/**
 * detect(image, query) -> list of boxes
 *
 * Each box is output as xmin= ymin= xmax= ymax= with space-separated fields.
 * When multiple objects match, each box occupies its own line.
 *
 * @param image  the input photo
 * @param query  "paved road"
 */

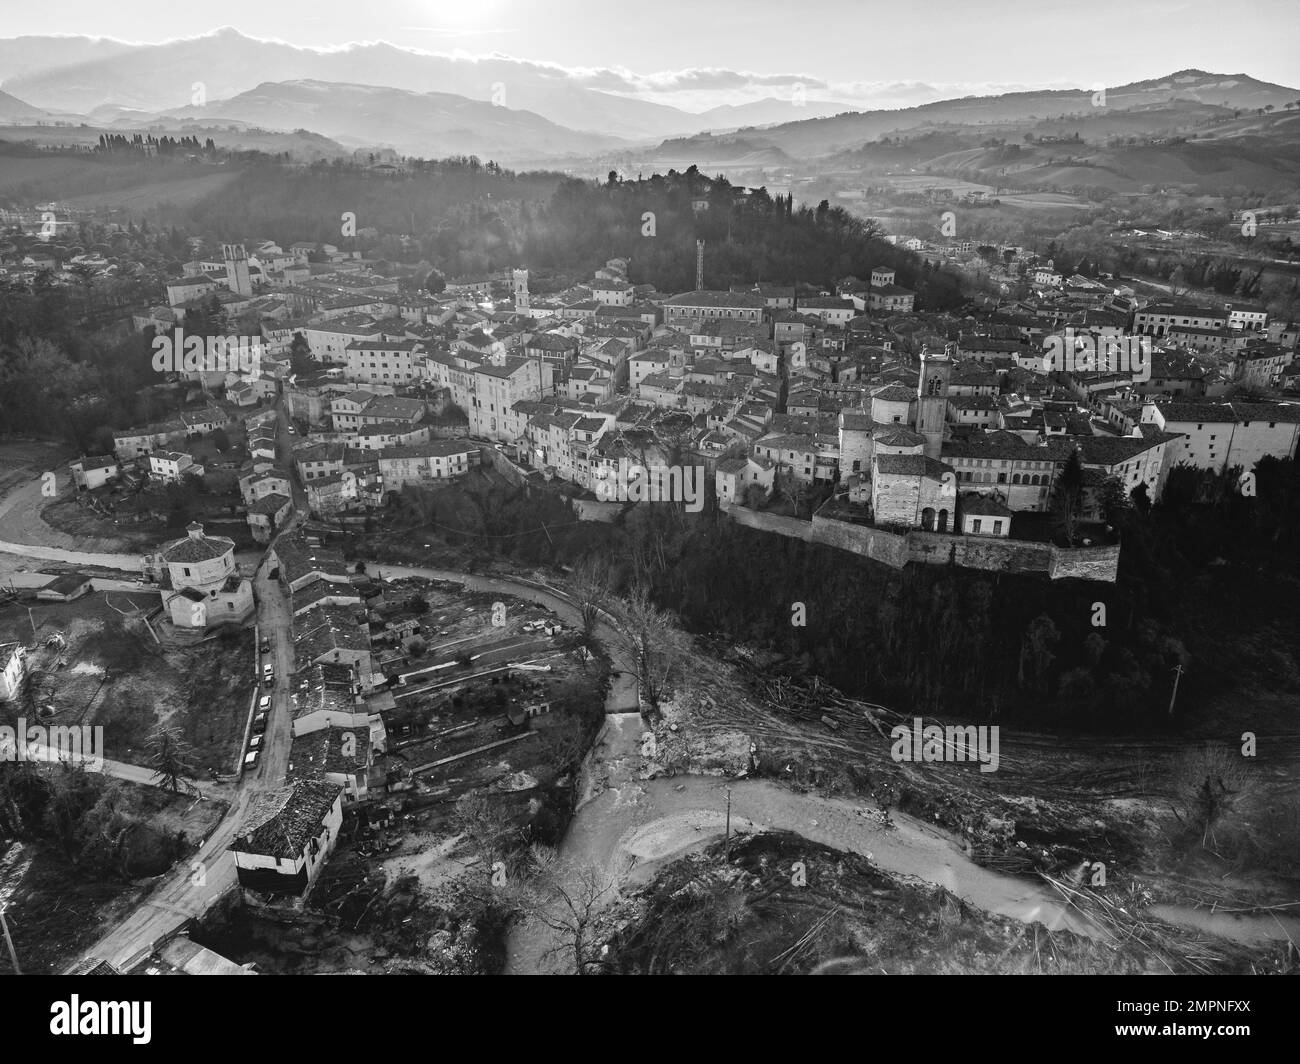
xmin=250 ymin=552 xmax=298 ymax=786
xmin=274 ymin=396 xmax=309 ymax=512
xmin=72 ymin=791 xmax=249 ymax=972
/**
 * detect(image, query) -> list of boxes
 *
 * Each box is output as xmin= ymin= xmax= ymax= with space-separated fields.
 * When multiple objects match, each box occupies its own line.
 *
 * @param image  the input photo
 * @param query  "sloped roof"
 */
xmin=233 ymin=780 xmax=343 ymax=859
xmin=875 ymin=454 xmax=953 ymax=479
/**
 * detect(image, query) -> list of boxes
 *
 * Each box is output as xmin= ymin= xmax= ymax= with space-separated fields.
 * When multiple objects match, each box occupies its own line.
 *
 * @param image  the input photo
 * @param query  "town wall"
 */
xmin=722 ymin=502 xmax=1117 ymax=581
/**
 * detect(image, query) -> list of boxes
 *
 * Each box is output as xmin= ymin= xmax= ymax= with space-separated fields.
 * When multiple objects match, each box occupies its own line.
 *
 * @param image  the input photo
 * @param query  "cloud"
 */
xmin=8 ymin=28 xmax=1110 ymax=113
xmin=399 ymin=26 xmax=522 ymax=38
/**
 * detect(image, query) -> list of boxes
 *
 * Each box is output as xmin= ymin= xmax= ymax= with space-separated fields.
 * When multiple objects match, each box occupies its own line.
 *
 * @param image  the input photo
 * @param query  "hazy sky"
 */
xmin=5 ymin=0 xmax=1298 ymax=97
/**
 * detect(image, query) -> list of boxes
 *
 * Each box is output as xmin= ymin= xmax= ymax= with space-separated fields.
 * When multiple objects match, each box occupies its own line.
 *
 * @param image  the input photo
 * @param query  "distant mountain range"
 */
xmin=1 ymin=30 xmax=1296 ymax=172
xmin=161 ymin=80 xmax=628 ymax=159
xmin=0 ymin=87 xmax=47 ymax=123
xmin=656 ymin=71 xmax=1300 ymax=161
xmin=0 ymin=28 xmax=719 ymax=140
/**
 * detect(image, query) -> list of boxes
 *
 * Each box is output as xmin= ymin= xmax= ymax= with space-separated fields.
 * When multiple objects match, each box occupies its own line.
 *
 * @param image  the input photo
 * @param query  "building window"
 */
xmin=972 ymin=519 xmax=982 ymax=533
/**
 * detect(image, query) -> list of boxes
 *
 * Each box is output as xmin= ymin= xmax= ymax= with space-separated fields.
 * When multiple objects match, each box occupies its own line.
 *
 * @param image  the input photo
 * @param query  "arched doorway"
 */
xmin=937 ymin=509 xmax=949 ymax=532
xmin=921 ymin=507 xmax=935 ymax=531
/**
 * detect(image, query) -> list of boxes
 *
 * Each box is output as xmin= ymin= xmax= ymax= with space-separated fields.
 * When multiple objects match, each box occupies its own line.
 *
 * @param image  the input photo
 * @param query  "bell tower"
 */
xmin=915 ymin=345 xmax=950 ymax=459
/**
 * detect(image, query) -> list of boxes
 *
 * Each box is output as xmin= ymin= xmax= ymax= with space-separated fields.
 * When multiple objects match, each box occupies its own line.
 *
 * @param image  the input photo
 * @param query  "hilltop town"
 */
xmin=61 ymin=220 xmax=1299 ymax=588
xmin=2 ymin=159 xmax=1299 ymax=980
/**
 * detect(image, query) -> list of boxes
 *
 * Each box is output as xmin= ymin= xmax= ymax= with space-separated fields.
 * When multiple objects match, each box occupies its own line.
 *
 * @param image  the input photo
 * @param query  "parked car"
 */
xmin=260 ymin=637 xmax=270 ymax=653
xmin=248 ymin=733 xmax=262 ymax=751
xmin=263 ymin=663 xmax=274 ymax=683
xmin=258 ymin=695 xmax=272 ymax=712
xmin=253 ymin=712 xmax=268 ymax=734
xmin=243 ymin=749 xmax=259 ymax=769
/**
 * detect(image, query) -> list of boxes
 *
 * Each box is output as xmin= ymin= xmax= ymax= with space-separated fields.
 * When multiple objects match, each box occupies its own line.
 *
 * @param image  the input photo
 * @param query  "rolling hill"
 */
xmin=0 ymin=88 xmax=46 ymax=123
xmin=160 ymin=80 xmax=629 ymax=161
xmin=655 ymin=71 xmax=1300 ymax=160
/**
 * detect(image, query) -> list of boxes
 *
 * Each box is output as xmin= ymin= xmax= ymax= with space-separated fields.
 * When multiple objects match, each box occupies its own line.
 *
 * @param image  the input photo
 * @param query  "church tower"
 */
xmin=915 ymin=345 xmax=950 ymax=459
xmin=222 ymin=243 xmax=252 ymax=297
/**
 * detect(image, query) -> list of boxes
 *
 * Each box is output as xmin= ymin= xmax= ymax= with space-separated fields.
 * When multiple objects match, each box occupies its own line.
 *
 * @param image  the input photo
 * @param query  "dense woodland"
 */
xmin=379 ymin=454 xmax=1300 ymax=731
xmin=178 ymin=161 xmax=965 ymax=307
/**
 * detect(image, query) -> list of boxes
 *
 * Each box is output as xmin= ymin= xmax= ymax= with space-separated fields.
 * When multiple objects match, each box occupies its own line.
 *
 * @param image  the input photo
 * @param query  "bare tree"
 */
xmin=453 ymin=792 xmax=521 ymax=867
xmin=516 ymin=850 xmax=626 ymax=975
xmin=614 ymin=584 xmax=685 ymax=723
xmin=1166 ymin=745 xmax=1254 ymax=852
xmin=568 ymin=555 xmax=609 ymax=649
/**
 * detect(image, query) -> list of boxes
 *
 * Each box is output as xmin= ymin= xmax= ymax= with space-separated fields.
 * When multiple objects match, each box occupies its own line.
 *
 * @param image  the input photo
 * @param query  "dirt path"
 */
xmin=0 ymin=470 xmax=144 ymax=556
xmin=504 ymin=715 xmax=1096 ymax=974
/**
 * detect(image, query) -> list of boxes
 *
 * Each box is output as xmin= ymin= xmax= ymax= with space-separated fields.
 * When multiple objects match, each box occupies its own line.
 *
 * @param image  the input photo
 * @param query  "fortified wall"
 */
xmin=717 ymin=502 xmax=1119 ymax=582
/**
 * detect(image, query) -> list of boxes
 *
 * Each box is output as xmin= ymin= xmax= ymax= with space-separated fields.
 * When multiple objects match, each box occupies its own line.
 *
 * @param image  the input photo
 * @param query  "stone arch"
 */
xmin=921 ymin=507 xmax=935 ymax=531
xmin=1012 ymin=473 xmax=1022 ymax=485
xmin=937 ymin=508 xmax=949 ymax=533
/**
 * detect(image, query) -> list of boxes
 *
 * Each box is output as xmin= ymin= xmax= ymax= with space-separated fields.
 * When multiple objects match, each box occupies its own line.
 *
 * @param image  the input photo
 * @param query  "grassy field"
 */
xmin=0 ymin=440 xmax=71 ymax=498
xmin=0 ymin=150 xmax=241 ymax=207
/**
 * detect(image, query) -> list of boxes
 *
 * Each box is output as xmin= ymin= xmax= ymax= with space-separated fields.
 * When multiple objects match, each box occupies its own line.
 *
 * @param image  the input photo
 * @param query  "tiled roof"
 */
xmin=665 ymin=289 xmax=765 ymax=309
xmin=233 ymin=780 xmax=343 ymax=859
xmin=875 ymin=454 xmax=953 ymax=478
xmin=1075 ymin=435 xmax=1170 ymax=466
xmin=379 ymin=439 xmax=476 ymax=459
xmin=160 ymin=524 xmax=233 ymax=563
xmin=869 ymin=384 xmax=915 ymax=403
xmin=872 ymin=424 xmax=926 ymax=446
xmin=248 ymin=492 xmax=292 ymax=515
xmin=942 ymin=431 xmax=1075 ymax=462
xmin=961 ymin=494 xmax=1013 ymax=517
xmin=288 ymin=726 xmax=371 ymax=782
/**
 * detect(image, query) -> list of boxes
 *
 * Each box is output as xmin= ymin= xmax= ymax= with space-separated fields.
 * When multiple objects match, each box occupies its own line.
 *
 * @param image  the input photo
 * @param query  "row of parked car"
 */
xmin=244 ymin=642 xmax=275 ymax=771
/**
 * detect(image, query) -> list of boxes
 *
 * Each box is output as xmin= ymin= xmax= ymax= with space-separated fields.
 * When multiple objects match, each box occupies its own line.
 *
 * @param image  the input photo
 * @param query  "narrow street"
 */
xmin=250 ymin=554 xmax=296 ymax=787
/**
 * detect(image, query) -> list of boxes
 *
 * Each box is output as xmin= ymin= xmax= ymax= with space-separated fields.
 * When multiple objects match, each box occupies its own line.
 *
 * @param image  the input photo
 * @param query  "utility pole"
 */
xmin=1 ymin=906 xmax=20 ymax=974
xmin=724 ymin=787 xmax=732 ymax=856
xmin=1168 ymin=663 xmax=1184 ymax=716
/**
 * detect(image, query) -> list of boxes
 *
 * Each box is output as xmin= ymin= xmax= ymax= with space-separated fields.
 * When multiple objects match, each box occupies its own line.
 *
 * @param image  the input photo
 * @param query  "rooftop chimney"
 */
xmin=186 ymin=521 xmax=204 ymax=541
